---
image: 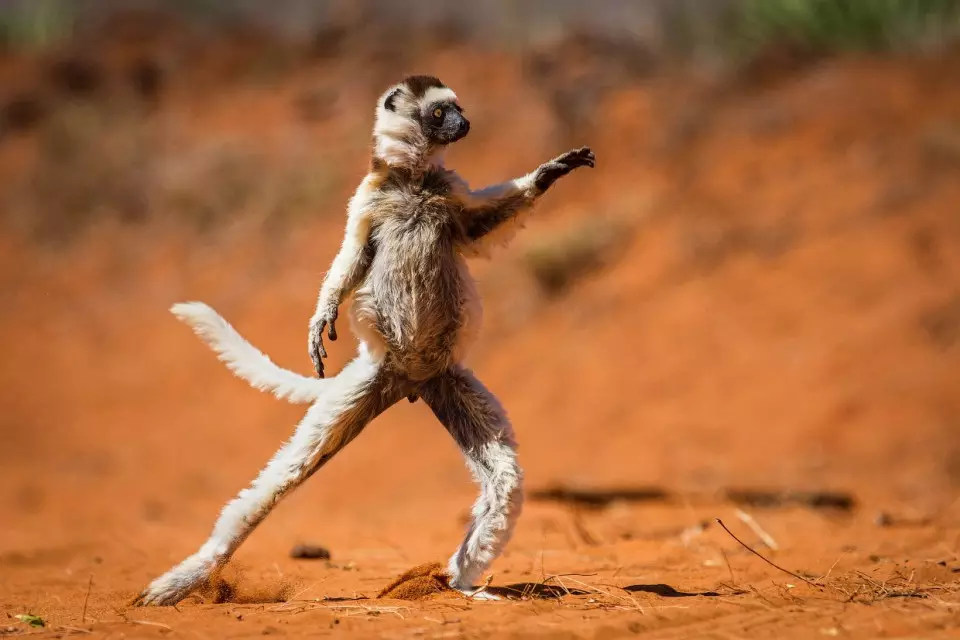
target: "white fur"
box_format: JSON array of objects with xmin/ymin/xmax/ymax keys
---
[
  {"xmin": 134, "ymin": 351, "xmax": 383, "ymax": 606},
  {"xmin": 171, "ymin": 302, "xmax": 324, "ymax": 404},
  {"xmin": 373, "ymin": 106, "xmax": 420, "ymax": 166},
  {"xmin": 313, "ymin": 175, "xmax": 377, "ymax": 318},
  {"xmin": 136, "ymin": 81, "xmax": 561, "ymax": 607},
  {"xmin": 420, "ymin": 86, "xmax": 458, "ymax": 107},
  {"xmin": 447, "ymin": 432, "xmax": 523, "ymax": 593},
  {"xmin": 372, "ymin": 83, "xmax": 457, "ymax": 169}
]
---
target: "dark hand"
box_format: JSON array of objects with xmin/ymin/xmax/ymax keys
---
[
  {"xmin": 308, "ymin": 306, "xmax": 339, "ymax": 378},
  {"xmin": 534, "ymin": 146, "xmax": 595, "ymax": 193}
]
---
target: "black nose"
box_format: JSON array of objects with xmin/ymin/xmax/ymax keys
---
[{"xmin": 459, "ymin": 118, "xmax": 470, "ymax": 134}]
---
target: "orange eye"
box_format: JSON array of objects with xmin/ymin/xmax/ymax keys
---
[{"xmin": 433, "ymin": 107, "xmax": 443, "ymax": 118}]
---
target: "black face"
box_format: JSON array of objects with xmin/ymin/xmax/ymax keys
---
[{"xmin": 423, "ymin": 101, "xmax": 470, "ymax": 145}]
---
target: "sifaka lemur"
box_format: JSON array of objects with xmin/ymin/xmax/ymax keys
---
[{"xmin": 133, "ymin": 75, "xmax": 594, "ymax": 606}]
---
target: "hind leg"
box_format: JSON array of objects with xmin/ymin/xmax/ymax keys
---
[
  {"xmin": 420, "ymin": 366, "xmax": 523, "ymax": 598},
  {"xmin": 133, "ymin": 351, "xmax": 403, "ymax": 606}
]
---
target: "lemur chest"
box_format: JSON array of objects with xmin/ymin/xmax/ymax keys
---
[
  {"xmin": 368, "ymin": 212, "xmax": 458, "ymax": 297},
  {"xmin": 362, "ymin": 207, "xmax": 476, "ymax": 354},
  {"xmin": 350, "ymin": 203, "xmax": 481, "ymax": 372},
  {"xmin": 372, "ymin": 193, "xmax": 457, "ymax": 260}
]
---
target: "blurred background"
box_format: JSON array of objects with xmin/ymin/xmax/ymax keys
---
[{"xmin": 1, "ymin": 0, "xmax": 959, "ymax": 619}]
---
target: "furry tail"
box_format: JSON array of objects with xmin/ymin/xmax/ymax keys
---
[{"xmin": 170, "ymin": 301, "xmax": 324, "ymax": 404}]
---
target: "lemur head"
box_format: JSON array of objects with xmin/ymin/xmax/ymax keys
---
[{"xmin": 373, "ymin": 75, "xmax": 469, "ymax": 169}]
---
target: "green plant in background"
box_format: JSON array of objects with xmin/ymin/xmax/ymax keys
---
[
  {"xmin": 0, "ymin": 0, "xmax": 74, "ymax": 51},
  {"xmin": 734, "ymin": 0, "xmax": 960, "ymax": 57}
]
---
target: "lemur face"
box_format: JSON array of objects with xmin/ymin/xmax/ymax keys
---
[
  {"xmin": 379, "ymin": 75, "xmax": 470, "ymax": 147},
  {"xmin": 422, "ymin": 97, "xmax": 470, "ymax": 144}
]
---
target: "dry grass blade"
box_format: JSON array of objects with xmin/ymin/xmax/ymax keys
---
[
  {"xmin": 81, "ymin": 575, "xmax": 93, "ymax": 623},
  {"xmin": 550, "ymin": 574, "xmax": 573, "ymax": 597},
  {"xmin": 816, "ymin": 554, "xmax": 845, "ymax": 583},
  {"xmin": 563, "ymin": 577, "xmax": 645, "ymax": 613},
  {"xmin": 831, "ymin": 569, "xmax": 932, "ymax": 603},
  {"xmin": 715, "ymin": 518, "xmax": 822, "ymax": 590},
  {"xmin": 720, "ymin": 548, "xmax": 737, "ymax": 585},
  {"xmin": 545, "ymin": 572, "xmax": 598, "ymax": 597},
  {"xmin": 734, "ymin": 508, "xmax": 779, "ymax": 551}
]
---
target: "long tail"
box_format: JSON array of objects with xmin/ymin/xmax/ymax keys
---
[{"xmin": 170, "ymin": 301, "xmax": 324, "ymax": 404}]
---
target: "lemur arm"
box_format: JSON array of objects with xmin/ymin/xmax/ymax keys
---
[
  {"xmin": 454, "ymin": 147, "xmax": 595, "ymax": 258},
  {"xmin": 308, "ymin": 181, "xmax": 377, "ymax": 377}
]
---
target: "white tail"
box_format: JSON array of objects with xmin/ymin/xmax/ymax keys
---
[{"xmin": 170, "ymin": 302, "xmax": 324, "ymax": 404}]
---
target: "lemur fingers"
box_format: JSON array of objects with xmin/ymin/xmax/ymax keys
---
[
  {"xmin": 308, "ymin": 307, "xmax": 340, "ymax": 378},
  {"xmin": 534, "ymin": 146, "xmax": 595, "ymax": 193},
  {"xmin": 552, "ymin": 146, "xmax": 595, "ymax": 169},
  {"xmin": 308, "ymin": 320, "xmax": 329, "ymax": 378}
]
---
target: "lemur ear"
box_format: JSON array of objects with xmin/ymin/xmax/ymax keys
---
[{"xmin": 383, "ymin": 88, "xmax": 402, "ymax": 112}]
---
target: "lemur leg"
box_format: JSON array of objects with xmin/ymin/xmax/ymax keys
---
[
  {"xmin": 419, "ymin": 366, "xmax": 523, "ymax": 599},
  {"xmin": 133, "ymin": 351, "xmax": 403, "ymax": 606}
]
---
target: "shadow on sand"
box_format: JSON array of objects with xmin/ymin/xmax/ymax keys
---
[{"xmin": 486, "ymin": 582, "xmax": 745, "ymax": 600}]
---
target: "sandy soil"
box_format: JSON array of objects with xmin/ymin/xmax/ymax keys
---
[{"xmin": 1, "ymin": 34, "xmax": 959, "ymax": 638}]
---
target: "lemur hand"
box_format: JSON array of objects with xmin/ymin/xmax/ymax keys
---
[
  {"xmin": 534, "ymin": 146, "xmax": 595, "ymax": 193},
  {"xmin": 308, "ymin": 306, "xmax": 339, "ymax": 378}
]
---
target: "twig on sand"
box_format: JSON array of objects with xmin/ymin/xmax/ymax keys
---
[
  {"xmin": 81, "ymin": 575, "xmax": 93, "ymax": 624},
  {"xmin": 319, "ymin": 603, "xmax": 409, "ymax": 619},
  {"xmin": 129, "ymin": 620, "xmax": 173, "ymax": 631},
  {"xmin": 467, "ymin": 574, "xmax": 495, "ymax": 599},
  {"xmin": 715, "ymin": 518, "xmax": 822, "ymax": 590},
  {"xmin": 734, "ymin": 509, "xmax": 779, "ymax": 551},
  {"xmin": 108, "ymin": 605, "xmax": 174, "ymax": 631},
  {"xmin": 58, "ymin": 625, "xmax": 93, "ymax": 635}
]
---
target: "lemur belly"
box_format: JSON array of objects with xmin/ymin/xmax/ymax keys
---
[{"xmin": 350, "ymin": 216, "xmax": 480, "ymax": 380}]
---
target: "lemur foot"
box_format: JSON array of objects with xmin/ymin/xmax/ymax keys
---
[{"xmin": 131, "ymin": 555, "xmax": 216, "ymax": 607}]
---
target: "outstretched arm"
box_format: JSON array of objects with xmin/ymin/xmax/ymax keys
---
[
  {"xmin": 308, "ymin": 185, "xmax": 376, "ymax": 377},
  {"xmin": 454, "ymin": 147, "xmax": 595, "ymax": 257}
]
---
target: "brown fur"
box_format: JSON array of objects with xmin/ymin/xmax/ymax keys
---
[{"xmin": 402, "ymin": 75, "xmax": 446, "ymax": 98}]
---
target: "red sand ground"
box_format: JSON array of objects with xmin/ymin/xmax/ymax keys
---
[{"xmin": 1, "ymin": 39, "xmax": 959, "ymax": 638}]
